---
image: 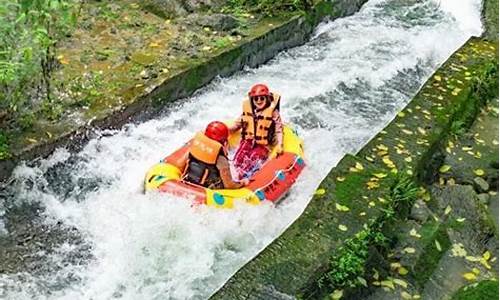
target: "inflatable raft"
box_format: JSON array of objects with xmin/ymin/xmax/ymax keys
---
[{"xmin": 144, "ymin": 124, "xmax": 305, "ymax": 208}]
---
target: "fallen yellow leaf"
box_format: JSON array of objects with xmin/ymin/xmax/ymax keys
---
[
  {"xmin": 338, "ymin": 224, "xmax": 348, "ymax": 231},
  {"xmin": 483, "ymin": 251, "xmax": 491, "ymax": 261},
  {"xmin": 335, "ymin": 203, "xmax": 350, "ymax": 212},
  {"xmin": 462, "ymin": 272, "xmax": 477, "ymax": 281},
  {"xmin": 398, "ymin": 267, "xmax": 409, "ymax": 275},
  {"xmin": 393, "ymin": 278, "xmax": 408, "ymax": 288},
  {"xmin": 336, "ymin": 176, "xmax": 345, "ymax": 182},
  {"xmin": 315, "ymin": 188, "xmax": 326, "ymax": 196},
  {"xmin": 435, "ymin": 240, "xmax": 442, "ymax": 251},
  {"xmin": 473, "ymin": 169, "xmax": 485, "ymax": 176},
  {"xmin": 355, "ymin": 162, "xmax": 364, "ymax": 170},
  {"xmin": 444, "ymin": 205, "xmax": 452, "ymax": 215},
  {"xmin": 403, "ymin": 247, "xmax": 416, "ymax": 254},
  {"xmin": 439, "ymin": 165, "xmax": 451, "ymax": 173},
  {"xmin": 373, "ymin": 172, "xmax": 387, "ymax": 178}
]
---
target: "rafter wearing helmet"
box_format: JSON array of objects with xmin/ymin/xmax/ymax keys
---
[
  {"xmin": 181, "ymin": 121, "xmax": 248, "ymax": 189},
  {"xmin": 229, "ymin": 84, "xmax": 284, "ymax": 180}
]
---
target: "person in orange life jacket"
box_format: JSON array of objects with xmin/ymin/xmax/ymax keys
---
[
  {"xmin": 229, "ymin": 84, "xmax": 284, "ymax": 180},
  {"xmin": 181, "ymin": 121, "xmax": 249, "ymax": 189}
]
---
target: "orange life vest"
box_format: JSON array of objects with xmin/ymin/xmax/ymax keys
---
[
  {"xmin": 182, "ymin": 132, "xmax": 226, "ymax": 188},
  {"xmin": 241, "ymin": 92, "xmax": 280, "ymax": 146}
]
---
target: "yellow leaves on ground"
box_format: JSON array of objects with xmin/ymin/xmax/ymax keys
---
[
  {"xmin": 435, "ymin": 240, "xmax": 442, "ymax": 252},
  {"xmin": 434, "ymin": 75, "xmax": 442, "ymax": 81},
  {"xmin": 473, "ymin": 169, "xmax": 485, "ymax": 176},
  {"xmin": 27, "ymin": 138, "xmax": 37, "ymax": 144},
  {"xmin": 349, "ymin": 162, "xmax": 364, "ymax": 172},
  {"xmin": 57, "ymin": 54, "xmax": 70, "ymax": 65},
  {"xmin": 380, "ymin": 280, "xmax": 395, "ymax": 290},
  {"xmin": 335, "ymin": 203, "xmax": 350, "ymax": 212},
  {"xmin": 376, "ymin": 144, "xmax": 389, "ymax": 151},
  {"xmin": 336, "ymin": 176, "xmax": 345, "ymax": 182},
  {"xmin": 439, "ymin": 165, "xmax": 451, "ymax": 173},
  {"xmin": 373, "ymin": 172, "xmax": 388, "ymax": 179},
  {"xmin": 403, "ymin": 247, "xmax": 416, "ymax": 254},
  {"xmin": 483, "ymin": 251, "xmax": 491, "ymax": 261},
  {"xmin": 393, "ymin": 278, "xmax": 408, "ymax": 288},
  {"xmin": 444, "ymin": 205, "xmax": 452, "ymax": 215},
  {"xmin": 314, "ymin": 188, "xmax": 326, "ymax": 196},
  {"xmin": 398, "ymin": 112, "xmax": 406, "ymax": 117},
  {"xmin": 462, "ymin": 272, "xmax": 477, "ymax": 281},
  {"xmin": 409, "ymin": 228, "xmax": 421, "ymax": 238},
  {"xmin": 382, "ymin": 157, "xmax": 396, "ymax": 169},
  {"xmin": 401, "ymin": 129, "xmax": 413, "ymax": 135},
  {"xmin": 366, "ymin": 181, "xmax": 380, "ymax": 190},
  {"xmin": 398, "ymin": 267, "xmax": 409, "ymax": 275},
  {"xmin": 338, "ymin": 224, "xmax": 348, "ymax": 231}
]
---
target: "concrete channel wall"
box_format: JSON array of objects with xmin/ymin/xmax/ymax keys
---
[{"xmin": 0, "ymin": 0, "xmax": 368, "ymax": 182}]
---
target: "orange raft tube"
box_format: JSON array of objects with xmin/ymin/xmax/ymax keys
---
[{"xmin": 144, "ymin": 124, "xmax": 305, "ymax": 208}]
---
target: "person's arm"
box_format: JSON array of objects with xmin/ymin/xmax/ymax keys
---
[
  {"xmin": 228, "ymin": 116, "xmax": 243, "ymax": 134},
  {"xmin": 216, "ymin": 156, "xmax": 244, "ymax": 189},
  {"xmin": 272, "ymin": 110, "xmax": 284, "ymax": 154}
]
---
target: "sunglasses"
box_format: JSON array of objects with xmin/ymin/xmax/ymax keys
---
[{"xmin": 252, "ymin": 96, "xmax": 267, "ymax": 102}]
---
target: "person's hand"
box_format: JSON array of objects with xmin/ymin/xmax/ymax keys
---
[
  {"xmin": 275, "ymin": 144, "xmax": 284, "ymax": 156},
  {"xmin": 240, "ymin": 178, "xmax": 250, "ymax": 185}
]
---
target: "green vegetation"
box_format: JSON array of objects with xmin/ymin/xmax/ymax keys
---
[
  {"xmin": 319, "ymin": 174, "xmax": 418, "ymax": 291},
  {"xmin": 319, "ymin": 229, "xmax": 386, "ymax": 290},
  {"xmin": 0, "ymin": 0, "xmax": 78, "ymax": 127},
  {"xmin": 225, "ymin": 0, "xmax": 312, "ymax": 16},
  {"xmin": 451, "ymin": 280, "xmax": 499, "ymax": 300}
]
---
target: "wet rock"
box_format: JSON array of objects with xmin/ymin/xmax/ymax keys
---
[
  {"xmin": 477, "ymin": 193, "xmax": 490, "ymax": 205},
  {"xmin": 142, "ymin": 0, "xmax": 190, "ymax": 18},
  {"xmin": 410, "ymin": 199, "xmax": 431, "ymax": 223},
  {"xmin": 187, "ymin": 13, "xmax": 239, "ymax": 31},
  {"xmin": 474, "ymin": 177, "xmax": 490, "ymax": 193}
]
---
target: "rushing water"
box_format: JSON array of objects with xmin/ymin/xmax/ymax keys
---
[{"xmin": 0, "ymin": 0, "xmax": 483, "ymax": 299}]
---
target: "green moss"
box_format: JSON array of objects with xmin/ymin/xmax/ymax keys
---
[
  {"xmin": 413, "ymin": 221, "xmax": 451, "ymax": 287},
  {"xmin": 452, "ymin": 280, "xmax": 499, "ymax": 300}
]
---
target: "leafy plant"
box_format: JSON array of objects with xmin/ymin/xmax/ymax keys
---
[
  {"xmin": 390, "ymin": 174, "xmax": 418, "ymax": 216},
  {"xmin": 319, "ymin": 229, "xmax": 387, "ymax": 290},
  {"xmin": 0, "ymin": 0, "xmax": 79, "ymax": 125}
]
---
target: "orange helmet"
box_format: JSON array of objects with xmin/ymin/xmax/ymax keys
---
[
  {"xmin": 205, "ymin": 121, "xmax": 229, "ymax": 144},
  {"xmin": 248, "ymin": 84, "xmax": 270, "ymax": 98}
]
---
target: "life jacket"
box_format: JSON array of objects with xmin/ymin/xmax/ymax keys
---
[
  {"xmin": 241, "ymin": 92, "xmax": 280, "ymax": 146},
  {"xmin": 182, "ymin": 132, "xmax": 226, "ymax": 189}
]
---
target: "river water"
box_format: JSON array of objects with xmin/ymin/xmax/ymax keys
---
[{"xmin": 0, "ymin": 0, "xmax": 483, "ymax": 299}]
